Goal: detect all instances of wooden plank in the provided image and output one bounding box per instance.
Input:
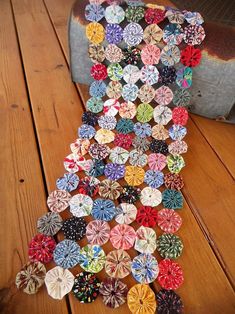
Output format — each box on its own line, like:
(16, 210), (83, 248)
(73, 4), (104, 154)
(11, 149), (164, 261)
(12, 0), (235, 313)
(45, 0), (235, 286)
(0, 1), (69, 313)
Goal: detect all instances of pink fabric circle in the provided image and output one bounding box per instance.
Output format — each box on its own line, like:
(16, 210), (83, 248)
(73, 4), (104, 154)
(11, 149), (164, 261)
(110, 224), (136, 250)
(86, 220), (110, 246)
(148, 153), (167, 171)
(141, 44), (161, 65)
(157, 208), (182, 233)
(155, 86), (173, 105)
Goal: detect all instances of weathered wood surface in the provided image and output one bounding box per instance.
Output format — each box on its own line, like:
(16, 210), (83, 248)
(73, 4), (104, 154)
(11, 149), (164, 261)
(0, 0), (234, 313)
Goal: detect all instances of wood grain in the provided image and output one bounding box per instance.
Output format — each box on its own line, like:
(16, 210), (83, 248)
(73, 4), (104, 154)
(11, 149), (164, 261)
(8, 0), (235, 313)
(0, 0), (69, 313)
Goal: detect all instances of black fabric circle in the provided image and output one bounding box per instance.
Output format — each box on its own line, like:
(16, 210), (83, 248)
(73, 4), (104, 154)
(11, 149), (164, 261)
(150, 139), (168, 155)
(119, 185), (141, 204)
(159, 66), (176, 85)
(72, 272), (100, 303)
(62, 217), (87, 241)
(82, 112), (98, 127)
(156, 289), (183, 314)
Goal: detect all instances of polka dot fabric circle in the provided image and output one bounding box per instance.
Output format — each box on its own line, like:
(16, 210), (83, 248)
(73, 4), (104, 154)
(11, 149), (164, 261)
(72, 272), (100, 303)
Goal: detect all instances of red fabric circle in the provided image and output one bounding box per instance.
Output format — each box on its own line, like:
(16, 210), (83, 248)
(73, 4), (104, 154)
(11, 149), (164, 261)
(158, 259), (184, 290)
(180, 46), (202, 67)
(90, 63), (107, 80)
(136, 206), (158, 228)
(172, 107), (188, 126)
(114, 133), (133, 149)
(144, 8), (165, 24)
(28, 234), (56, 264)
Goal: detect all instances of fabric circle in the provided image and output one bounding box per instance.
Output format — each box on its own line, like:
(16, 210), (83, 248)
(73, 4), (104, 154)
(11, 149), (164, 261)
(56, 173), (79, 192)
(172, 107), (189, 125)
(157, 233), (183, 259)
(163, 24), (183, 46)
(78, 124), (96, 139)
(115, 203), (137, 224)
(119, 101), (137, 119)
(122, 84), (139, 102)
(47, 190), (71, 213)
(169, 124), (187, 140)
(95, 129), (115, 144)
(103, 98), (121, 115)
(99, 277), (128, 308)
(109, 147), (129, 164)
(98, 115), (117, 130)
(86, 220), (110, 246)
(143, 24), (163, 44)
(159, 65), (176, 85)
(105, 249), (131, 278)
(123, 22), (143, 46)
(99, 179), (122, 200)
(161, 45), (180, 67)
(64, 153), (92, 173)
(167, 154), (185, 174)
(123, 46), (141, 65)
(125, 6), (145, 22)
(119, 185), (141, 204)
(91, 198), (116, 221)
(82, 112), (98, 127)
(15, 261), (46, 294)
(70, 138), (90, 156)
(79, 244), (106, 273)
(166, 8), (185, 24)
(168, 140), (188, 155)
(90, 63), (107, 80)
(89, 81), (106, 98)
(62, 217), (87, 241)
(45, 266), (74, 300)
(134, 226), (157, 254)
(104, 163), (125, 181)
(86, 97), (104, 113)
(141, 44), (161, 65)
(72, 272), (100, 303)
(89, 143), (110, 160)
(153, 105), (172, 125)
(158, 208), (182, 233)
(131, 253), (159, 284)
(173, 89), (191, 107)
(123, 64), (140, 84)
(105, 23), (123, 44)
(106, 81), (122, 99)
(140, 65), (159, 85)
(107, 63), (123, 81)
(86, 159), (106, 177)
(28, 234), (56, 264)
(114, 133), (133, 149)
(184, 24), (205, 45)
(127, 284), (156, 314)
(116, 118), (134, 134)
(164, 172), (184, 190)
(148, 153), (167, 171)
(156, 289), (184, 314)
(144, 7), (165, 24)
(85, 4), (105, 22)
(158, 259), (184, 290)
(162, 189), (183, 209)
(37, 212), (62, 236)
(152, 124), (169, 140)
(77, 176), (100, 197)
(149, 139), (168, 155)
(140, 187), (162, 206)
(53, 239), (80, 269)
(132, 137), (150, 152)
(124, 165), (145, 186)
(105, 4), (125, 24)
(129, 149), (148, 167)
(105, 44), (123, 63)
(136, 206), (158, 228)
(181, 45), (201, 67)
(138, 84), (155, 103)
(86, 22), (105, 44)
(88, 44), (105, 63)
(144, 170), (164, 188)
(176, 66), (192, 89)
(184, 10), (204, 25)
(69, 194), (93, 217)
(110, 224), (136, 250)
(136, 103), (153, 123)
(133, 123), (152, 138)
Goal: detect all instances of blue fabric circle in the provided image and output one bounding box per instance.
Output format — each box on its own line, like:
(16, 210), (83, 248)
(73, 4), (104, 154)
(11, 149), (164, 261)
(53, 239), (80, 269)
(91, 198), (116, 221)
(78, 124), (96, 139)
(89, 81), (107, 98)
(169, 125), (187, 141)
(131, 253), (159, 284)
(56, 173), (79, 192)
(98, 115), (117, 130)
(86, 159), (105, 177)
(162, 189), (183, 209)
(144, 170), (164, 188)
(85, 4), (105, 22)
(133, 122), (152, 138)
(116, 118), (134, 134)
(122, 84), (139, 101)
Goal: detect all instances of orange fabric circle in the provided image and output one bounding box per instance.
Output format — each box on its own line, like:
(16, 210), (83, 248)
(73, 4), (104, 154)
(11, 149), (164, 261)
(86, 22), (105, 44)
(124, 166), (145, 186)
(127, 284), (157, 314)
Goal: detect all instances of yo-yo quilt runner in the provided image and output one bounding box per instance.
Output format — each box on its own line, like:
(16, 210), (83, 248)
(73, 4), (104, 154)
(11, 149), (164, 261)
(15, 1), (205, 313)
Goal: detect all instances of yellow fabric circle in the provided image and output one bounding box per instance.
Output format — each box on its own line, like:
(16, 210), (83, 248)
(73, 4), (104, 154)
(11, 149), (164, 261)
(127, 284), (157, 314)
(124, 166), (145, 186)
(86, 22), (105, 44)
(95, 129), (114, 144)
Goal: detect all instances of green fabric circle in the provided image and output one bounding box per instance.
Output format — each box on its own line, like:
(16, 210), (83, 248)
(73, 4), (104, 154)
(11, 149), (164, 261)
(167, 154), (185, 174)
(136, 103), (154, 123)
(156, 233), (183, 259)
(86, 97), (104, 113)
(107, 63), (123, 81)
(125, 6), (145, 23)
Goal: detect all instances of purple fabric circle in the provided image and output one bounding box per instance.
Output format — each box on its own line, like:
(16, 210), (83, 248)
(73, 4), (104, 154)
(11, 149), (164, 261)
(105, 24), (123, 44)
(104, 163), (125, 181)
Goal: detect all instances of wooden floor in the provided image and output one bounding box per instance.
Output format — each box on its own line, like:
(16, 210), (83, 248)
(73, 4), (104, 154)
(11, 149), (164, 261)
(0, 0), (235, 313)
